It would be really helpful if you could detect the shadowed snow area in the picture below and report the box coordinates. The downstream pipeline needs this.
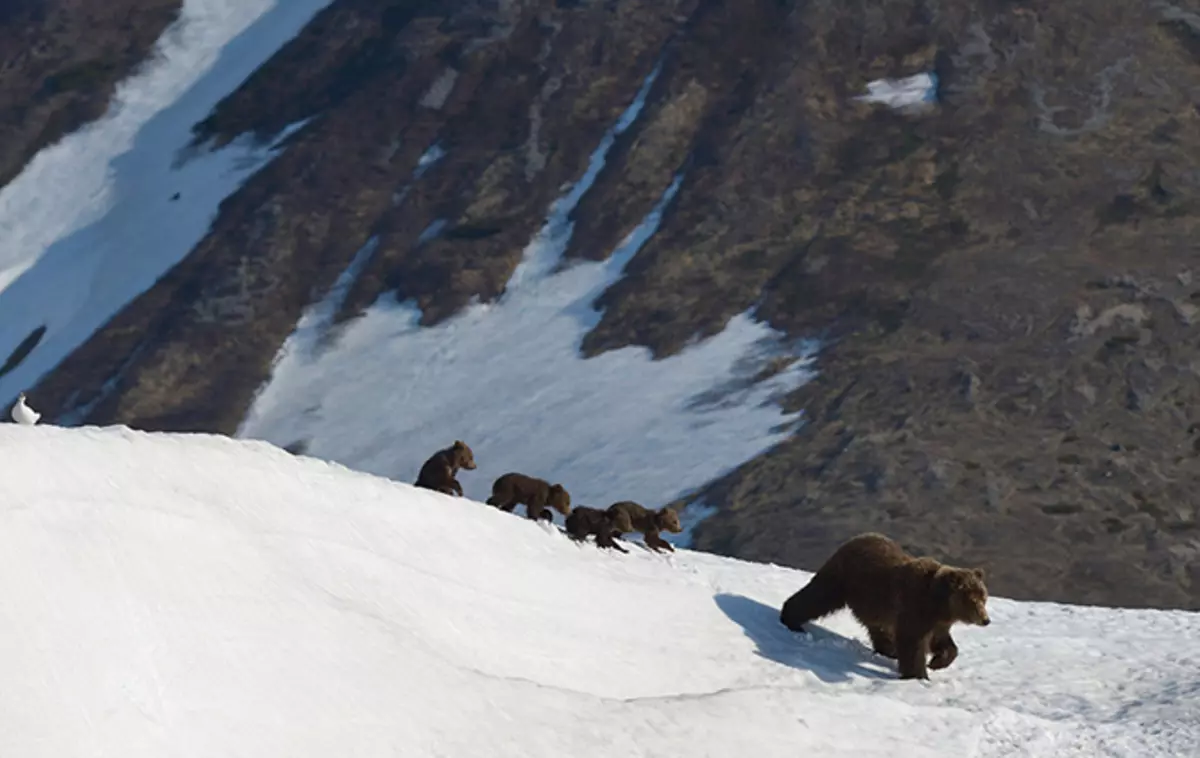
[0,0,333,402]
[0,425,1196,756]
[238,67,816,522]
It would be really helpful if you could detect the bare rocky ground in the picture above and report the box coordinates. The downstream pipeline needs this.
[5,0,1200,609]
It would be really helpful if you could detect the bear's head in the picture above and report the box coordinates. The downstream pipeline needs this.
[451,440,476,470]
[547,484,571,515]
[936,567,990,626]
[656,507,683,534]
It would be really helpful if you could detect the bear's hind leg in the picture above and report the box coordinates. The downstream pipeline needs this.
[489,492,518,512]
[485,487,510,509]
[595,530,629,553]
[866,625,897,658]
[779,573,846,632]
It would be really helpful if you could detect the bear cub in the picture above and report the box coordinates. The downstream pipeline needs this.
[778,532,990,680]
[565,506,634,552]
[414,440,476,496]
[487,472,571,521]
[606,501,682,552]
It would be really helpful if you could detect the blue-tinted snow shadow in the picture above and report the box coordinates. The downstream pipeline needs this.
[712,593,893,683]
[0,1,326,406]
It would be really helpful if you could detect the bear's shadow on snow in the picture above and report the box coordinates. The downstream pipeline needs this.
[712,593,893,683]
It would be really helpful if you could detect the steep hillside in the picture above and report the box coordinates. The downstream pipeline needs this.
[0,0,181,190]
[1,0,1200,610]
[0,424,1196,756]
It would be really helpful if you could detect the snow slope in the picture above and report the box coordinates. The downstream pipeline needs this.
[239,65,816,530]
[0,0,333,402]
[0,425,1195,757]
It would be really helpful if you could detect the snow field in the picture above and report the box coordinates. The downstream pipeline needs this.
[0,425,1195,756]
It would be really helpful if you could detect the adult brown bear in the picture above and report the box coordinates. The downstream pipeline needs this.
[779,532,991,680]
[413,440,476,496]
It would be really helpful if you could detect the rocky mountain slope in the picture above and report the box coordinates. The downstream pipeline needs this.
[0,0,180,190]
[5,0,1200,610]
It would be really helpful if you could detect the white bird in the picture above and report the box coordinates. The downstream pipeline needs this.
[11,392,40,425]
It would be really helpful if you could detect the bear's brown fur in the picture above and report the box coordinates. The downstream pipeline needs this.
[486,472,571,521]
[565,506,635,552]
[779,532,991,680]
[414,440,477,496]
[606,501,682,552]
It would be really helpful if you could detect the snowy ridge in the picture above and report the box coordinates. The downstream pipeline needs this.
[0,0,334,403]
[0,425,1196,756]
[239,63,815,532]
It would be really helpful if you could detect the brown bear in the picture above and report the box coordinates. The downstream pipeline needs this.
[564,506,635,552]
[486,472,571,521]
[414,440,476,496]
[778,532,991,680]
[606,501,682,552]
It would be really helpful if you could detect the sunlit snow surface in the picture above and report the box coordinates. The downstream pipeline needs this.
[0,425,1196,757]
[0,0,333,403]
[856,72,939,111]
[239,65,816,525]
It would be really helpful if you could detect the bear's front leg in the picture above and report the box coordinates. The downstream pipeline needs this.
[526,493,547,521]
[644,530,674,552]
[895,621,931,680]
[928,628,958,670]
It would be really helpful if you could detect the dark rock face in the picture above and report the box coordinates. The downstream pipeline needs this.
[0,0,182,189]
[673,2,1200,610]
[13,0,1200,608]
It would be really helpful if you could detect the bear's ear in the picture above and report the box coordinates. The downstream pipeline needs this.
[454,440,465,447]
[971,567,985,581]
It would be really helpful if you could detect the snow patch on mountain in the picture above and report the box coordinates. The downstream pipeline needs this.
[239,62,814,524]
[0,0,334,403]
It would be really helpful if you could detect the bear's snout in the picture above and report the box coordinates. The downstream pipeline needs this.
[980,615,990,626]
